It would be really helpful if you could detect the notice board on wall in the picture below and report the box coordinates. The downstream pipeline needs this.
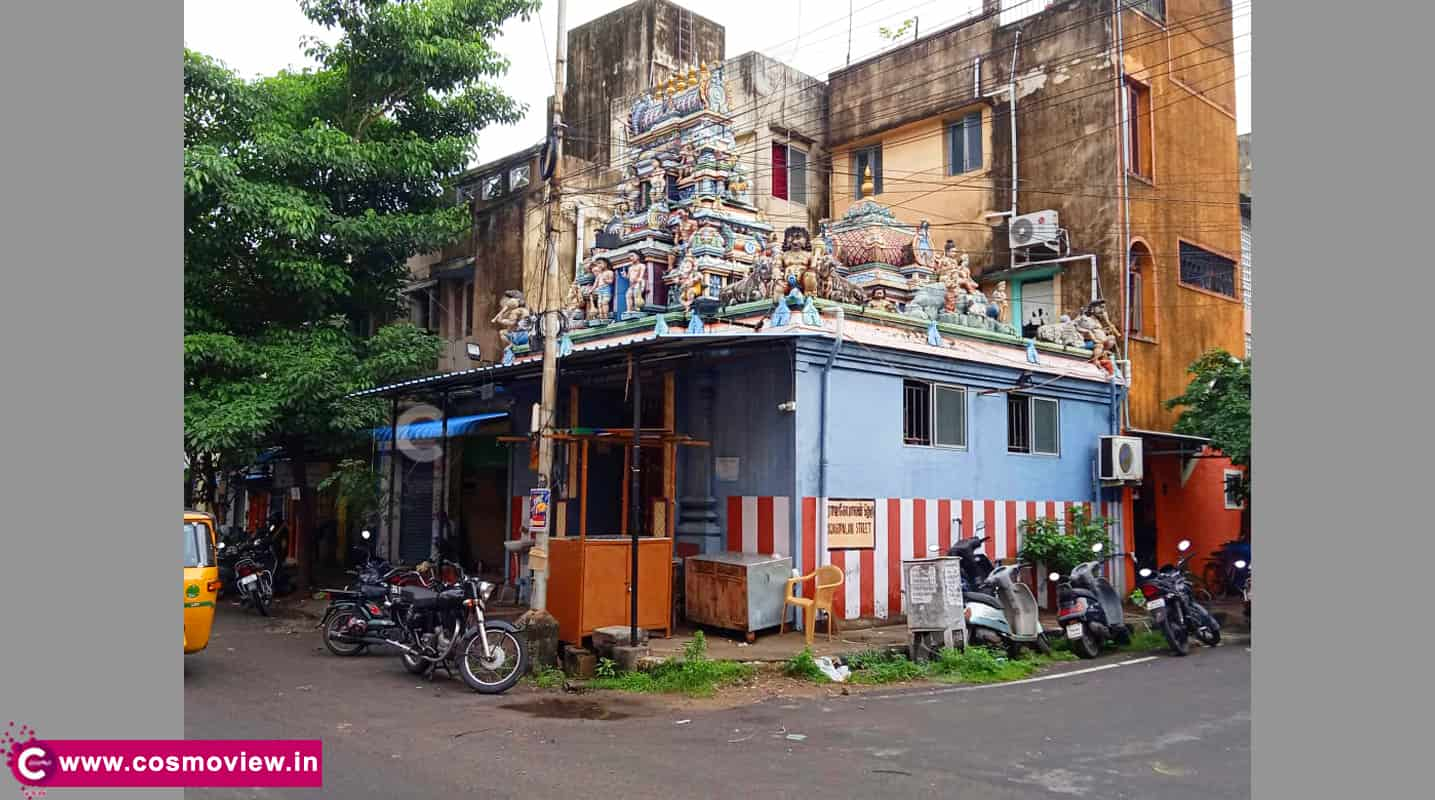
[826,499,876,549]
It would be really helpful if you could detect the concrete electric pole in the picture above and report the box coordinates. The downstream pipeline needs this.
[517,0,565,671]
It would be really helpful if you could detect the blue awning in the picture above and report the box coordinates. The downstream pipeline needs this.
[372,412,508,442]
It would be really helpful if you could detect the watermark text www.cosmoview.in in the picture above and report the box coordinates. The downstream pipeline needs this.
[6,736,323,791]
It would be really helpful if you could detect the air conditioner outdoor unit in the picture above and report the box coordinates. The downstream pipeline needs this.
[1099,435,1144,482]
[1008,209,1061,250]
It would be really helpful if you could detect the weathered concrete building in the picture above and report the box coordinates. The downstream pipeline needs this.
[563,0,725,167]
[407,1,828,368]
[825,0,1246,567]
[722,50,830,233]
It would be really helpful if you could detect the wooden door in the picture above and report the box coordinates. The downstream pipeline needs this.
[581,542,632,636]
[636,538,674,634]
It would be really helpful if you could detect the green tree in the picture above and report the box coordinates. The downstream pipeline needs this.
[184,0,540,510]
[1164,349,1252,504]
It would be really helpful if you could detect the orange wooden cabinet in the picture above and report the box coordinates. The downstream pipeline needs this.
[548,536,673,645]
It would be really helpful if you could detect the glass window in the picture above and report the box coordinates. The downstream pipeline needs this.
[1009,394,1059,455]
[934,386,967,448]
[852,145,883,199]
[184,522,215,568]
[947,112,983,175]
[1033,397,1060,455]
[788,147,807,204]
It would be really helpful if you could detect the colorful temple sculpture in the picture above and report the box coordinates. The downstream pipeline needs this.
[491,60,1125,369]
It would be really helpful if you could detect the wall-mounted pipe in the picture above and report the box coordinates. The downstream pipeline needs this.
[1114,0,1134,431]
[817,306,846,521]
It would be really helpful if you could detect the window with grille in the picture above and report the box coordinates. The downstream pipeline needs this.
[1133,0,1166,23]
[903,380,931,446]
[509,165,531,190]
[1009,394,1059,456]
[946,112,983,175]
[1224,470,1245,509]
[481,173,505,200]
[1179,241,1237,298]
[904,381,967,448]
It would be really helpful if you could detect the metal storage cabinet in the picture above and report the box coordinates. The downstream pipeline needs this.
[684,552,793,641]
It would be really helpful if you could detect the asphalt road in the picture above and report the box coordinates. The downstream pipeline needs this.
[185,606,1250,800]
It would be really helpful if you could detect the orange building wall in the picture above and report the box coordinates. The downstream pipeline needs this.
[1145,449,1244,575]
[1121,1,1246,431]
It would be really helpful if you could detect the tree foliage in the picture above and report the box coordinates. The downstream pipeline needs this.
[184,0,539,506]
[1165,349,1251,502]
[1164,349,1251,467]
[1017,506,1114,576]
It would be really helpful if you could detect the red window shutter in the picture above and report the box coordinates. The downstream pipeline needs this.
[771,142,788,200]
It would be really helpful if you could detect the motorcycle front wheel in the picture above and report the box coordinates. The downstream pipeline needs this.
[254,589,270,617]
[458,626,527,694]
[1161,612,1189,656]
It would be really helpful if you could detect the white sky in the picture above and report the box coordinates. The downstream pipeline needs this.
[183,0,1251,166]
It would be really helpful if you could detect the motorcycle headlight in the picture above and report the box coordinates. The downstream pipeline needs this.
[478,581,496,602]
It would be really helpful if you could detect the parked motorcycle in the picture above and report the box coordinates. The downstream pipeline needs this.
[318,558,527,694]
[1050,541,1133,659]
[1204,539,1251,598]
[947,524,1051,658]
[220,538,276,617]
[1132,539,1222,656]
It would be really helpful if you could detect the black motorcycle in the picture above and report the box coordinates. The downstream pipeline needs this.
[220,538,276,617]
[1051,542,1133,659]
[1132,539,1222,656]
[318,572,527,694]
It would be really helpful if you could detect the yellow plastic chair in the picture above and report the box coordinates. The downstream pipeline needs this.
[781,564,845,646]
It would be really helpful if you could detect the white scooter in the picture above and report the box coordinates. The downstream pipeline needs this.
[946,523,1051,658]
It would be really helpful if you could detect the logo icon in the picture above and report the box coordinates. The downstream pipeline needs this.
[392,402,446,464]
[186,584,200,599]
[4,723,51,798]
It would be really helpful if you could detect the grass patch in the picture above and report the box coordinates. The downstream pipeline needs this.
[927,646,1038,684]
[1116,628,1170,653]
[782,648,829,683]
[528,667,565,690]
[779,643,1076,688]
[587,631,756,698]
[848,653,925,685]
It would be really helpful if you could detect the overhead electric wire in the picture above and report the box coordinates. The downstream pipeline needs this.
[547,0,1246,192]
[549,5,1248,202]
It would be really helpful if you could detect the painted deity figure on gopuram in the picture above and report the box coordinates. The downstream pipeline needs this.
[552,51,1020,341]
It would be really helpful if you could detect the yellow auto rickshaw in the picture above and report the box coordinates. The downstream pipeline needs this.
[184,510,221,654]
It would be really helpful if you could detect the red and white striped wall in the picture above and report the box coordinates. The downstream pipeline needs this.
[726,496,1117,620]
